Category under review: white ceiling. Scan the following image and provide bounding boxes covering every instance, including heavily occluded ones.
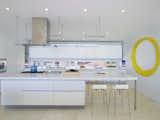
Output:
[0,0,160,41]
[0,0,160,17]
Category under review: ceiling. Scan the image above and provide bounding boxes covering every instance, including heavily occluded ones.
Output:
[0,0,159,17]
[0,0,160,41]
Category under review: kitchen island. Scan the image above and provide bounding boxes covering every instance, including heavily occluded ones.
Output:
[0,71,137,109]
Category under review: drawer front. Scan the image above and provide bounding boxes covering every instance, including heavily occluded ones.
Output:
[1,80,23,91]
[53,81,85,91]
[53,92,85,106]
[23,80,53,91]
[23,91,53,105]
[1,92,24,105]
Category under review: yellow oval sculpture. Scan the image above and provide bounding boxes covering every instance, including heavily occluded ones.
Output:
[131,37,159,76]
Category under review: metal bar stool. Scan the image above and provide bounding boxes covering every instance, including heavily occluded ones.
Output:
[111,82,131,118]
[87,83,108,119]
[91,84,107,105]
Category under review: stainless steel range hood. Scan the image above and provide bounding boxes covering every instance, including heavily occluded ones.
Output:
[32,17,48,45]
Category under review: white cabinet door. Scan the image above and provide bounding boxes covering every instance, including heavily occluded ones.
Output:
[1,80,86,106]
[53,92,85,106]
[1,80,54,105]
[1,80,24,105]
[22,80,54,105]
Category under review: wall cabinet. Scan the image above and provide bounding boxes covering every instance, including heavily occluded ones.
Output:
[1,80,85,106]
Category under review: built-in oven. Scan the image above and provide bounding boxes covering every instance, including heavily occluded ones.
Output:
[0,58,7,73]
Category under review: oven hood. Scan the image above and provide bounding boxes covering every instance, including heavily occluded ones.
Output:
[32,17,48,45]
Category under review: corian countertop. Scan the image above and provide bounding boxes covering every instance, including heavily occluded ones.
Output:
[0,71,138,81]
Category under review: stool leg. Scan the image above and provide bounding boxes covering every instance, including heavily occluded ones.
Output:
[103,90,106,105]
[108,84,114,116]
[127,90,131,119]
[106,85,112,120]
[89,84,92,105]
[114,89,117,116]
[120,90,124,114]
[86,83,89,105]
[91,87,94,120]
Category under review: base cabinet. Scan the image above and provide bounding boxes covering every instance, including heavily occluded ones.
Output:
[23,92,53,105]
[1,80,24,105]
[1,80,85,106]
[53,92,85,105]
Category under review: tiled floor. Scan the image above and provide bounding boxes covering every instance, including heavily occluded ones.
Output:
[0,90,160,120]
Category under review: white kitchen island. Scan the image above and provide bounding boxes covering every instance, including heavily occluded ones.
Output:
[0,71,137,109]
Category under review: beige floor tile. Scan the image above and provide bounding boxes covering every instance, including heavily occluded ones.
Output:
[0,90,160,120]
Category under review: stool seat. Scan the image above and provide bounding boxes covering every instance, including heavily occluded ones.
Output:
[92,84,107,90]
[113,84,129,90]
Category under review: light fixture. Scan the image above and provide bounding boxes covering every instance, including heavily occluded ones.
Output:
[58,31,61,35]
[81,8,88,15]
[5,7,10,11]
[83,8,87,12]
[44,8,49,12]
[121,9,126,13]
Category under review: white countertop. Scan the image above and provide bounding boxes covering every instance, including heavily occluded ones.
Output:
[0,71,137,81]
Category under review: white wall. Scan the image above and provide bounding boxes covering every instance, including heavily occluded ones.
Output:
[0,16,7,58]
[0,16,25,73]
[0,35,5,58]
[125,34,160,103]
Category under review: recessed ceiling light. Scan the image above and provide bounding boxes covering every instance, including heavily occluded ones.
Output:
[44,8,49,12]
[81,8,88,15]
[5,7,10,11]
[83,8,87,12]
[121,9,126,13]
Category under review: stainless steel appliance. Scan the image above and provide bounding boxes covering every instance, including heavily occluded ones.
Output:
[0,58,7,72]
[32,17,48,45]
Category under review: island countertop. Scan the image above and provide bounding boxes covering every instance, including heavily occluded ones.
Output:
[0,71,138,81]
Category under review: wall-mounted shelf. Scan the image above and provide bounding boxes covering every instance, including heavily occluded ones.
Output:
[17,40,123,46]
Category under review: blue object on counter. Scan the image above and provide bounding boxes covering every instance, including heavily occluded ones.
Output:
[121,60,126,67]
[31,65,37,73]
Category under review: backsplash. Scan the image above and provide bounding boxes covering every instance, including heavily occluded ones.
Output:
[23,41,123,72]
[23,58,122,72]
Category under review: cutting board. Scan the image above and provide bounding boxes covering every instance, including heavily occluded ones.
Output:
[63,71,80,76]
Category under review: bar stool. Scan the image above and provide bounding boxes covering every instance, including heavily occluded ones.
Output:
[86,82,108,104]
[91,84,107,105]
[85,83,108,118]
[111,82,131,117]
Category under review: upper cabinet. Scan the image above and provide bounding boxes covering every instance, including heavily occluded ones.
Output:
[32,17,48,45]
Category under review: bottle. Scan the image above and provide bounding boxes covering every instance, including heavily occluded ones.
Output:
[31,61,37,73]
[121,60,126,68]
[120,60,126,73]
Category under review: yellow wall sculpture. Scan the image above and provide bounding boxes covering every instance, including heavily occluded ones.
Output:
[131,37,160,76]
